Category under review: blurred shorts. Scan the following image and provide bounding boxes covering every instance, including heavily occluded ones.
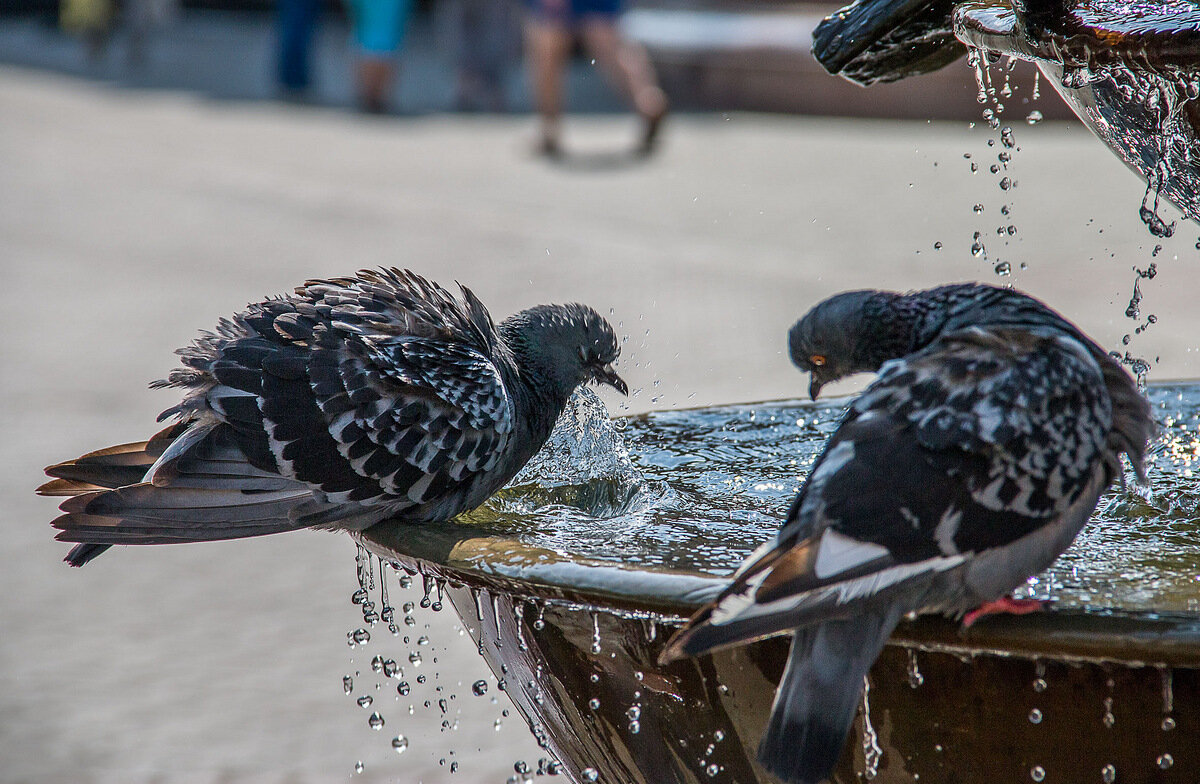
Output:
[525,0,624,26]
[348,0,414,54]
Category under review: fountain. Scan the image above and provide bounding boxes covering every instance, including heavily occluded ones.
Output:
[815,0,1200,234]
[356,388,1200,783]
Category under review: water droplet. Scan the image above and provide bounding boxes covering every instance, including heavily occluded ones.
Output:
[1033,678,1048,693]
[1031,765,1046,782]
[368,712,385,730]
[348,628,370,646]
[995,261,1012,276]
[1162,716,1176,731]
[397,681,410,696]
[906,649,924,688]
[588,698,600,710]
[999,176,1013,190]
[417,674,426,684]
[713,729,725,742]
[591,613,602,654]
[1101,763,1116,783]
[628,720,640,734]
[371,655,385,673]
[343,676,354,694]
[706,764,720,777]
[934,241,943,250]
[494,717,504,730]
[409,652,423,666]
[357,695,373,708]
[1029,708,1043,724]
[392,734,409,754]
[382,659,400,678]
[582,768,599,782]
[1157,754,1174,769]
[1026,110,1043,125]
[417,635,430,646]
[472,680,488,697]
[973,203,985,213]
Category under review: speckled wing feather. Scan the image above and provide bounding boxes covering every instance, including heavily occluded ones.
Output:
[664,323,1113,658]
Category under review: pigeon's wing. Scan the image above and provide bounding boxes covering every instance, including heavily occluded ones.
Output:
[46,270,518,565]
[197,269,517,523]
[662,325,1112,661]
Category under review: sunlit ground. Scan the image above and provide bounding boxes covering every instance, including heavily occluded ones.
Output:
[3,11,1199,781]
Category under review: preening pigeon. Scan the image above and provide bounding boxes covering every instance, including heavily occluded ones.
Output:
[661,283,1153,784]
[41,268,627,566]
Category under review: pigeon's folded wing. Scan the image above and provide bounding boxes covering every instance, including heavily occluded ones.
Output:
[663,325,1113,660]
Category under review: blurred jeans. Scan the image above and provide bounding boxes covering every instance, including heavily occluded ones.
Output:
[277,0,319,91]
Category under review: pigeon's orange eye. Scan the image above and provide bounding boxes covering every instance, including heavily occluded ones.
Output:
[810,355,827,367]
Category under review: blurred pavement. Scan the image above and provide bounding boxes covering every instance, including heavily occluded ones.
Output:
[2,54,1199,783]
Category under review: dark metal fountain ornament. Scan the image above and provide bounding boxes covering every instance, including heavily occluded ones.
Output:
[814,0,1200,230]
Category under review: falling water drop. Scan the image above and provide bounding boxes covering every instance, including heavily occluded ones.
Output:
[368,712,385,730]
[1029,708,1043,724]
[371,655,385,673]
[409,651,423,666]
[1026,110,1044,124]
[706,764,721,777]
[397,681,410,696]
[1157,754,1174,769]
[591,613,602,654]
[1100,763,1116,783]
[1030,765,1046,782]
[392,734,409,754]
[343,675,354,694]
[472,680,489,697]
[1162,717,1176,731]
[357,695,373,708]
[582,768,599,782]
[906,649,924,688]
[588,698,601,710]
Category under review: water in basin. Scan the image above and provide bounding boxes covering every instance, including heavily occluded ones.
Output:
[446,383,1200,615]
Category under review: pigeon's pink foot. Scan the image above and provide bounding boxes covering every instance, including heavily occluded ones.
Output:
[962,597,1045,628]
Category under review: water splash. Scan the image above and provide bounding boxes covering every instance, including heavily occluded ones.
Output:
[860,675,884,780]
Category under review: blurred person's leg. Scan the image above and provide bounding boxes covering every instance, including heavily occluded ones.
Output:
[277,0,319,94]
[349,0,413,113]
[524,2,572,154]
[579,14,667,153]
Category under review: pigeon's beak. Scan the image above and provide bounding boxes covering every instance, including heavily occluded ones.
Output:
[595,364,628,396]
[808,375,824,401]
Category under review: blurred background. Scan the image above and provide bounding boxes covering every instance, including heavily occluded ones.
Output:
[2,0,1198,782]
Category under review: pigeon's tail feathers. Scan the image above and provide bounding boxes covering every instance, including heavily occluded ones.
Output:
[51,483,312,554]
[45,421,315,565]
[38,422,189,496]
[64,542,114,567]
[758,607,904,784]
[1100,359,1154,483]
[661,531,957,664]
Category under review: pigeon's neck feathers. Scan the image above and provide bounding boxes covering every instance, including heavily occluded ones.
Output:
[872,284,1088,359]
[495,309,577,432]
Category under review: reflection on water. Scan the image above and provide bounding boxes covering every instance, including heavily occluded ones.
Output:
[470,383,1200,614]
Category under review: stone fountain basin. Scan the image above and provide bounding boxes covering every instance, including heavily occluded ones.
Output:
[359,387,1200,783]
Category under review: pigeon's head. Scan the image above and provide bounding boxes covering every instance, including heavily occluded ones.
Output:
[506,303,627,399]
[788,290,880,400]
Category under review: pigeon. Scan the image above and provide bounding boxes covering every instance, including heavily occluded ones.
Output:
[660,283,1153,784]
[40,268,627,567]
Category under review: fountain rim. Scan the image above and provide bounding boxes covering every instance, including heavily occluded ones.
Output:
[953,0,1200,69]
[358,381,1200,668]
